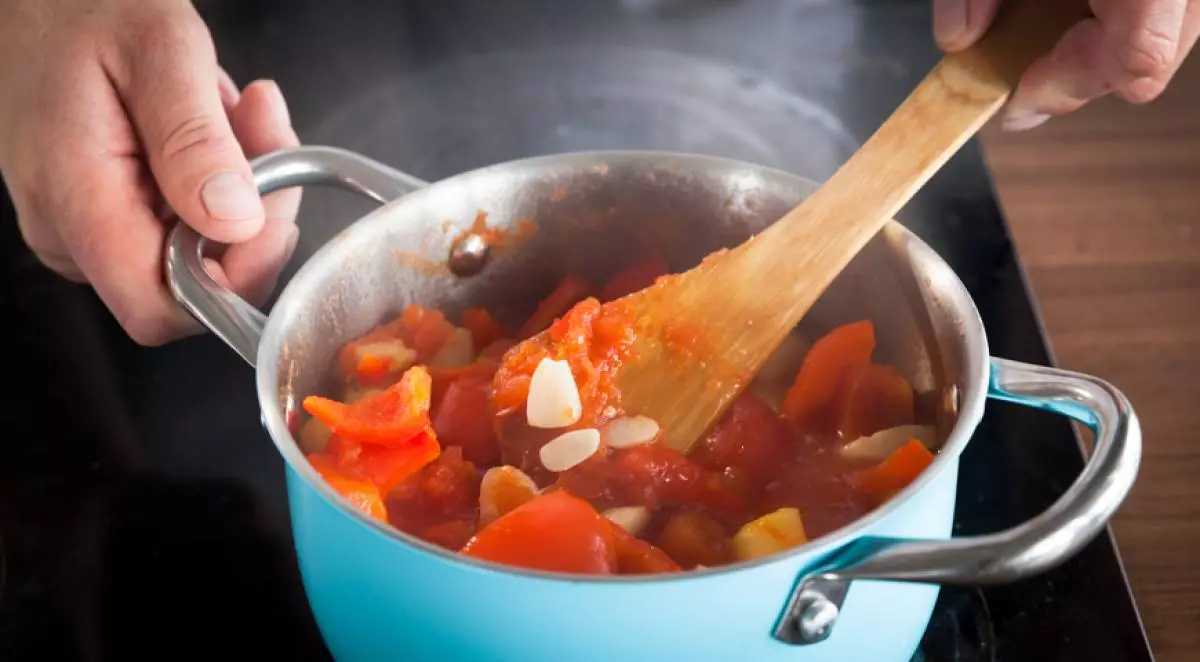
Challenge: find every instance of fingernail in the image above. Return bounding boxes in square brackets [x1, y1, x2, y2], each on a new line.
[932, 0, 968, 50]
[1002, 112, 1050, 132]
[201, 172, 262, 222]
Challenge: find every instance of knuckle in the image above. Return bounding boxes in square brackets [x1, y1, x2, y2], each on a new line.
[1117, 27, 1176, 78]
[128, 9, 214, 62]
[158, 114, 235, 163]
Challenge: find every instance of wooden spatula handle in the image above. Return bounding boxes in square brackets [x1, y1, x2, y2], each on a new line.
[644, 0, 1092, 455]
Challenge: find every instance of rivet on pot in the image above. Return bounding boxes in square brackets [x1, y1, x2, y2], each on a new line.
[449, 233, 491, 277]
[795, 595, 840, 643]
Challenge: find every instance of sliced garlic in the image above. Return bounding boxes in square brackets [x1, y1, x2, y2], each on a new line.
[602, 506, 651, 536]
[526, 358, 582, 429]
[479, 466, 540, 527]
[601, 415, 660, 449]
[431, 327, 474, 368]
[539, 428, 601, 472]
[840, 424, 937, 462]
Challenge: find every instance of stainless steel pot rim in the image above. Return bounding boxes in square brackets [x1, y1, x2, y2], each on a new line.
[250, 148, 993, 584]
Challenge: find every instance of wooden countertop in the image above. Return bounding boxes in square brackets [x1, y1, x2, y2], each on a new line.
[982, 56, 1200, 662]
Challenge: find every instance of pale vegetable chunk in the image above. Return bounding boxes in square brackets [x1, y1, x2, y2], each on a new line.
[602, 506, 651, 536]
[526, 358, 583, 428]
[356, 339, 417, 373]
[479, 466, 540, 527]
[733, 507, 808, 562]
[840, 424, 937, 462]
[539, 429, 601, 472]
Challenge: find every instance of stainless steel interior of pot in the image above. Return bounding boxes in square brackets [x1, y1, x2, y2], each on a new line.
[258, 150, 989, 531]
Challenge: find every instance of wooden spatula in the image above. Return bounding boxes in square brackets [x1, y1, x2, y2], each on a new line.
[522, 0, 1091, 455]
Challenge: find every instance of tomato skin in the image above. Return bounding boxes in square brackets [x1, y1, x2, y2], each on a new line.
[432, 376, 501, 466]
[781, 320, 876, 431]
[692, 392, 792, 494]
[460, 491, 618, 575]
[303, 366, 432, 446]
[614, 445, 743, 513]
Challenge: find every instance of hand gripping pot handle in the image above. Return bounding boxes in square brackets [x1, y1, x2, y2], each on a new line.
[775, 358, 1142, 645]
[165, 146, 428, 366]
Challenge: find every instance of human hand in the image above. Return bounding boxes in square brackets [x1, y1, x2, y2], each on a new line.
[932, 0, 1199, 130]
[0, 0, 301, 345]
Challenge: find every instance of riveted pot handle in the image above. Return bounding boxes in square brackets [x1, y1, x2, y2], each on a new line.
[774, 357, 1142, 645]
[164, 146, 428, 367]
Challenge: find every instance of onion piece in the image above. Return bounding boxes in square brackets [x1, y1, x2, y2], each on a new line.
[601, 415, 660, 449]
[840, 424, 937, 462]
[602, 506, 651, 536]
[526, 358, 583, 429]
[539, 428, 601, 472]
[479, 466, 540, 527]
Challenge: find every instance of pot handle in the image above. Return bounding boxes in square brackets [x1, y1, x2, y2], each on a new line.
[164, 146, 428, 367]
[773, 357, 1141, 645]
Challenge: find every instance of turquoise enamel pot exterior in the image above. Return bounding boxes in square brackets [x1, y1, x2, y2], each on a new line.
[166, 147, 1142, 662]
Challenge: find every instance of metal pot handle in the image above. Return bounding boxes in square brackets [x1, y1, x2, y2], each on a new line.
[774, 357, 1142, 645]
[164, 146, 428, 367]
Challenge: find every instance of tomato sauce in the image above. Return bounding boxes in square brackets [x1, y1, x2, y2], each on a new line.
[298, 250, 937, 576]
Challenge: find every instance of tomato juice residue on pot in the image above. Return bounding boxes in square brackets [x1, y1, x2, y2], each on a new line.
[297, 247, 938, 576]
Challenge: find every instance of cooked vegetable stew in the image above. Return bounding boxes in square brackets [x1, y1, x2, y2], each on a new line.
[299, 254, 937, 575]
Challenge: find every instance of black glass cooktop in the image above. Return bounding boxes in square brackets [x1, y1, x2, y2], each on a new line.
[0, 1, 1152, 660]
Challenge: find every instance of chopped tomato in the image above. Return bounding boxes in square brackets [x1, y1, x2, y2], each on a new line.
[610, 523, 681, 574]
[417, 519, 477, 551]
[307, 454, 388, 522]
[429, 361, 498, 410]
[432, 376, 500, 466]
[833, 363, 915, 440]
[614, 445, 743, 513]
[386, 447, 480, 532]
[599, 253, 670, 302]
[460, 491, 618, 575]
[517, 275, 593, 338]
[398, 305, 456, 362]
[303, 366, 432, 446]
[850, 438, 935, 502]
[781, 320, 876, 430]
[692, 392, 792, 494]
[654, 509, 731, 569]
[462, 308, 509, 351]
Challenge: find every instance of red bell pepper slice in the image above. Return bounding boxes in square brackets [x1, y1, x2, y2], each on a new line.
[518, 275, 593, 338]
[303, 366, 432, 446]
[781, 320, 876, 430]
[307, 453, 389, 522]
[851, 438, 935, 501]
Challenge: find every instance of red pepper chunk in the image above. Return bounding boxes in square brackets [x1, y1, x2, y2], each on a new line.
[303, 366, 432, 446]
[781, 320, 875, 430]
[599, 253, 670, 302]
[851, 438, 935, 502]
[833, 363, 915, 440]
[460, 491, 618, 575]
[518, 275, 593, 338]
[307, 454, 388, 522]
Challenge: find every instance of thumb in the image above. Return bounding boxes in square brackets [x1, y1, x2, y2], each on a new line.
[111, 10, 264, 244]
